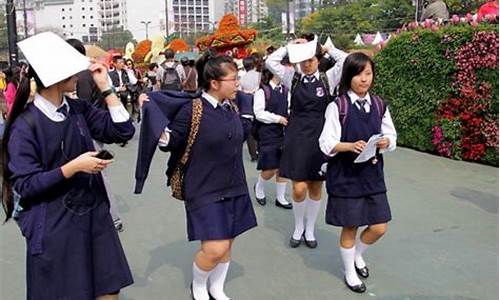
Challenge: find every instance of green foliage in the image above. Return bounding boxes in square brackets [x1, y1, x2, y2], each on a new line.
[444, 0, 484, 15]
[98, 27, 135, 50]
[248, 16, 286, 47]
[373, 23, 498, 165]
[300, 0, 414, 48]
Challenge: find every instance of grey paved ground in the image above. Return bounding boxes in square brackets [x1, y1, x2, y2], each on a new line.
[0, 130, 498, 300]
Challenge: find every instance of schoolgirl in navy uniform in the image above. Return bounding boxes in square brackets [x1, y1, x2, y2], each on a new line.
[253, 68, 292, 209]
[156, 51, 257, 300]
[319, 52, 397, 293]
[266, 38, 348, 248]
[1, 38, 135, 299]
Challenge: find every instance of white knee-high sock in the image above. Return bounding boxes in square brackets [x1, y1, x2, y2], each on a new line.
[305, 198, 321, 241]
[355, 239, 370, 268]
[340, 246, 362, 286]
[255, 175, 267, 199]
[275, 182, 289, 204]
[208, 261, 230, 300]
[292, 200, 306, 240]
[192, 262, 211, 300]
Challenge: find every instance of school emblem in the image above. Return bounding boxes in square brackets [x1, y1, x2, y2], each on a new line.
[316, 87, 325, 97]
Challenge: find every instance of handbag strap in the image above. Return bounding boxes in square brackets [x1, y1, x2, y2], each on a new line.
[179, 98, 203, 165]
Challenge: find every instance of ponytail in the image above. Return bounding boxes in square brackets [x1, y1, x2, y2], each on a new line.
[1, 66, 42, 222]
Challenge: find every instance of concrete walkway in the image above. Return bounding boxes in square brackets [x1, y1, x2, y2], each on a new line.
[0, 132, 498, 300]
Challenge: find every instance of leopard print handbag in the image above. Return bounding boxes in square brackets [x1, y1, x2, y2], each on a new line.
[170, 98, 203, 200]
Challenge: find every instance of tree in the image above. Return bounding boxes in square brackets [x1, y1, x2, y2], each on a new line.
[0, 10, 8, 53]
[265, 0, 288, 23]
[301, 0, 414, 48]
[98, 27, 135, 50]
[248, 16, 285, 46]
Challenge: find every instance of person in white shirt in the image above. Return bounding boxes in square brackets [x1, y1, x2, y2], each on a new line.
[319, 52, 397, 294]
[252, 68, 292, 209]
[265, 36, 348, 250]
[156, 49, 186, 91]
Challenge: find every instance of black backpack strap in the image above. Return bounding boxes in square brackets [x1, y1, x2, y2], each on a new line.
[290, 72, 302, 96]
[319, 72, 331, 96]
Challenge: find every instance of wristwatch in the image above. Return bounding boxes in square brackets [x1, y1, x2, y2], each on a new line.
[101, 87, 115, 98]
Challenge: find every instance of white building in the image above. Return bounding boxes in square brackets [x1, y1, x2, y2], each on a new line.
[31, 0, 127, 43]
[223, 0, 268, 26]
[166, 0, 225, 35]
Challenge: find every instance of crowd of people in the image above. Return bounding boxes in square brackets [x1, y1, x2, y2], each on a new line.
[0, 30, 401, 300]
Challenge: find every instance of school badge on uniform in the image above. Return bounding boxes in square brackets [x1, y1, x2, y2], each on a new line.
[316, 87, 325, 97]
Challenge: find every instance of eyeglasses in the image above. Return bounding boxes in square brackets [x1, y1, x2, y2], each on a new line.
[217, 78, 238, 82]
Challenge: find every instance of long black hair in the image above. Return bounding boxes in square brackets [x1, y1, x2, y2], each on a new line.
[4, 66, 20, 87]
[1, 66, 44, 222]
[195, 48, 237, 91]
[338, 52, 375, 96]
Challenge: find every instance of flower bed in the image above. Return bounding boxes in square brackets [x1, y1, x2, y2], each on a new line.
[373, 20, 498, 165]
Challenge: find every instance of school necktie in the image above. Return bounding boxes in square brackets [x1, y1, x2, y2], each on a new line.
[57, 103, 69, 119]
[274, 85, 282, 93]
[356, 99, 367, 113]
[303, 75, 316, 84]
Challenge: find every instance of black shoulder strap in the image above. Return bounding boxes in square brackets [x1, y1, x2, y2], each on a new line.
[290, 72, 302, 96]
[319, 72, 331, 96]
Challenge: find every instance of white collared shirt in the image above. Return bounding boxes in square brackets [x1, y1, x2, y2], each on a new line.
[319, 89, 397, 157]
[253, 81, 290, 124]
[265, 45, 349, 95]
[33, 92, 130, 123]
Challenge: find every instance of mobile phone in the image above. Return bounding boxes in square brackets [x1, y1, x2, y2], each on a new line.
[95, 149, 114, 160]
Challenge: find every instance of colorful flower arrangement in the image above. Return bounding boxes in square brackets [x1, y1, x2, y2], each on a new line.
[374, 14, 498, 165]
[432, 31, 498, 161]
[132, 40, 152, 63]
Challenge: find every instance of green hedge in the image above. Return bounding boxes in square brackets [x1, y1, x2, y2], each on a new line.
[373, 23, 499, 165]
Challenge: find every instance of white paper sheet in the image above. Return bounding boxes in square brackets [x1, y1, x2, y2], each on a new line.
[287, 38, 317, 64]
[354, 134, 384, 163]
[17, 32, 90, 87]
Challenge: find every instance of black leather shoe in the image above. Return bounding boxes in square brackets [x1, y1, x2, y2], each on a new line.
[302, 233, 318, 249]
[275, 199, 292, 209]
[355, 264, 369, 278]
[254, 184, 266, 206]
[344, 277, 366, 293]
[289, 236, 301, 248]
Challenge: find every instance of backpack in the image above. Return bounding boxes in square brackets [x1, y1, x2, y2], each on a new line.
[335, 94, 386, 125]
[160, 63, 181, 91]
[251, 84, 289, 141]
[290, 71, 331, 97]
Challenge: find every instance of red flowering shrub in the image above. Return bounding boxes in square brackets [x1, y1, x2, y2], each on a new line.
[375, 19, 498, 165]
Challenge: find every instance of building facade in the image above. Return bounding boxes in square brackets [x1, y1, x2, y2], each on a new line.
[20, 0, 127, 43]
[166, 0, 225, 35]
[223, 0, 268, 26]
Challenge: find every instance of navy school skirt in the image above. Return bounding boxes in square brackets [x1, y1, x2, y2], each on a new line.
[26, 197, 133, 300]
[186, 194, 258, 241]
[325, 192, 392, 227]
[257, 144, 282, 171]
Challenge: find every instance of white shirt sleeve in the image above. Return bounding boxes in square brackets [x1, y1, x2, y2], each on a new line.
[108, 104, 130, 123]
[253, 88, 282, 124]
[319, 102, 342, 157]
[380, 107, 397, 153]
[325, 48, 349, 95]
[158, 127, 171, 147]
[126, 69, 138, 85]
[265, 46, 295, 89]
